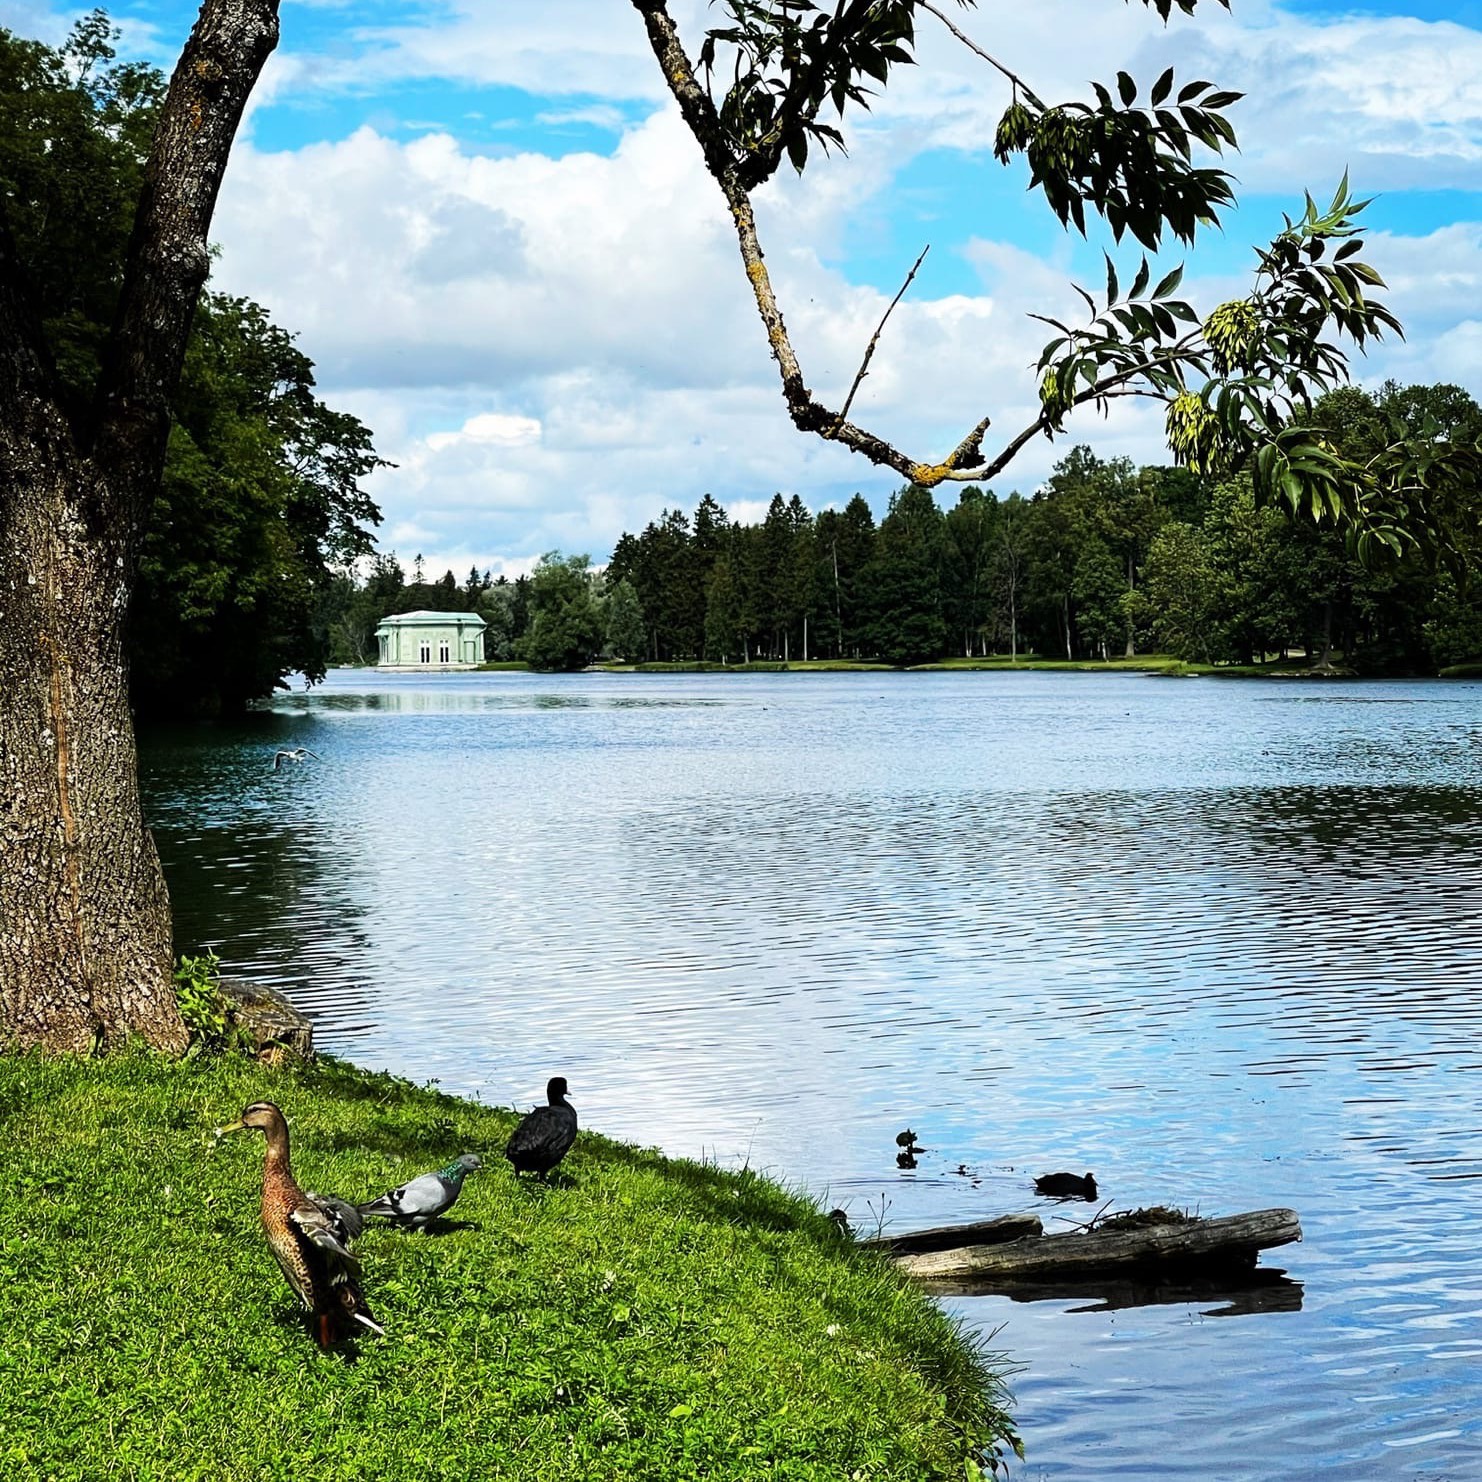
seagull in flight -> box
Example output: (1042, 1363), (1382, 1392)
(273, 747), (321, 771)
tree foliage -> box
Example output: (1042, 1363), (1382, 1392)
(519, 553), (605, 671)
(631, 0), (1479, 564)
(585, 383), (1482, 671)
(0, 13), (384, 715)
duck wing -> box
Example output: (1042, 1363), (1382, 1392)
(291, 1198), (361, 1277)
(291, 1196), (384, 1341)
(306, 1190), (365, 1244)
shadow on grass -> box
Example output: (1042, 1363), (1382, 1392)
(317, 1123), (489, 1159)
(363, 1217), (482, 1239)
(269, 1303), (370, 1362)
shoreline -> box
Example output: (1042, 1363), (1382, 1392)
(0, 1049), (1018, 1480)
(320, 656), (1473, 680)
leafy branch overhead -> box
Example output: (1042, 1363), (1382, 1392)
(632, 0), (1472, 564)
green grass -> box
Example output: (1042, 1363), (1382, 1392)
(476, 660), (532, 671)
(916, 655), (1189, 673)
(0, 1051), (1017, 1481)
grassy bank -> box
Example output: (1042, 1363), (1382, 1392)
(0, 1052), (1016, 1480)
(605, 655), (1356, 677)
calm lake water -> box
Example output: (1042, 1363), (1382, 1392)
(139, 670), (1482, 1480)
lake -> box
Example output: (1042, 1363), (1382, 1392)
(140, 669), (1482, 1480)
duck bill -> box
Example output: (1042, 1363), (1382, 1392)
(216, 1119), (247, 1136)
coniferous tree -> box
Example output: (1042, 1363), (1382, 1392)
(944, 487), (998, 657)
(862, 485), (947, 665)
(604, 577), (647, 662)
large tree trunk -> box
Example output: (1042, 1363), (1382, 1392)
(0, 454), (183, 1053)
(0, 0), (280, 1054)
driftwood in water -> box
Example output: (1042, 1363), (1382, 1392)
(893, 1208), (1301, 1282)
(859, 1213), (1042, 1255)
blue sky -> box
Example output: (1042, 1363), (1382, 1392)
(5, 0), (1479, 575)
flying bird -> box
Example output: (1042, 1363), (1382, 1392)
(358, 1153), (483, 1231)
(506, 1076), (578, 1179)
(218, 1101), (383, 1349)
(273, 747), (320, 770)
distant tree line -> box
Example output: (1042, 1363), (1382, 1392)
(318, 379), (1482, 677)
(594, 381), (1482, 673)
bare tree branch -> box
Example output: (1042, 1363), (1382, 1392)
(92, 0), (281, 499)
(632, 0), (1011, 487)
(635, 3), (1215, 489)
(833, 245), (929, 432)
(917, 1), (1046, 109)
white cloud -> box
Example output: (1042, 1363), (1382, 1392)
(248, 2), (1482, 197)
(8, 0), (1478, 576)
(426, 412), (542, 452)
(205, 86), (1479, 575)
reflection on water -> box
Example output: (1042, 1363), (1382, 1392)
(140, 670), (1482, 1481)
(926, 1266), (1305, 1317)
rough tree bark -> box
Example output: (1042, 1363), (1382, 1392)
(0, 1), (280, 1053)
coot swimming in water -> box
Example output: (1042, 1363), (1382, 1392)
(1033, 1171), (1098, 1200)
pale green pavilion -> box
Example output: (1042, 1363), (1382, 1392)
(375, 610), (486, 669)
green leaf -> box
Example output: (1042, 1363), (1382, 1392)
(1152, 264), (1184, 299)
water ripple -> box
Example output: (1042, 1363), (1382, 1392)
(141, 671), (1482, 1481)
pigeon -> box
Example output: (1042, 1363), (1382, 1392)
(273, 747), (320, 770)
(506, 1077), (578, 1179)
(358, 1153), (482, 1231)
(1033, 1171), (1098, 1200)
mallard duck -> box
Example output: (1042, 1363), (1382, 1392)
(1033, 1170), (1099, 1200)
(219, 1101), (384, 1348)
(358, 1153), (482, 1231)
(506, 1076), (578, 1179)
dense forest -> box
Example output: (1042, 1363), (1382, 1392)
(322, 379), (1482, 675)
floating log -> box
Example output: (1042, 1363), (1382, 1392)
(859, 1213), (1042, 1255)
(893, 1208), (1301, 1283)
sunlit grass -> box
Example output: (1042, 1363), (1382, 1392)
(0, 1051), (1017, 1480)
